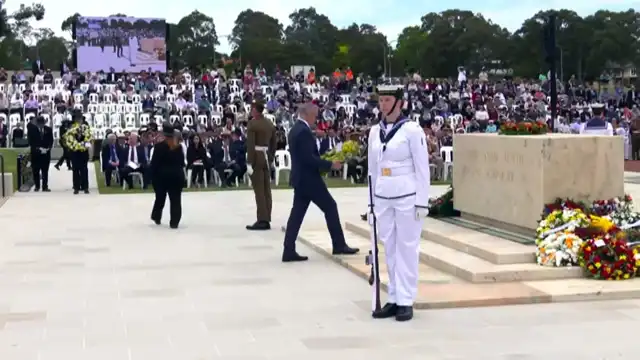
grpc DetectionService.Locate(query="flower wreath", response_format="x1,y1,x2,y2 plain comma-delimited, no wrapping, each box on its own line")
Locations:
610,210,640,230
591,195,634,217
536,209,590,240
541,198,588,219
536,231,583,267
578,234,639,280
535,209,590,267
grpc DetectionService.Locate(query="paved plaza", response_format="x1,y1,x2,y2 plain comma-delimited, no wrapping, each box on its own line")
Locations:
2,168,640,359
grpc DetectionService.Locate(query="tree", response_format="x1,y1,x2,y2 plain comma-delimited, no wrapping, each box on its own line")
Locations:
230,10,283,70
0,2,64,70
284,7,339,74
60,12,80,36
166,10,220,71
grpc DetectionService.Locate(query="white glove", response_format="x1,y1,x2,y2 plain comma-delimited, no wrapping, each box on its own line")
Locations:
270,161,276,169
415,206,429,219
246,164,253,176
39,147,48,154
84,142,92,148
367,206,375,226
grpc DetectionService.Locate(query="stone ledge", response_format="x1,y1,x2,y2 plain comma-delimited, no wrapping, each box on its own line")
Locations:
1,173,13,198
295,227,640,309
345,221,582,283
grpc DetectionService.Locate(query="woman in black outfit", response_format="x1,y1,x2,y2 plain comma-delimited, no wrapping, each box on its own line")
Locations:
150,123,185,228
186,134,209,186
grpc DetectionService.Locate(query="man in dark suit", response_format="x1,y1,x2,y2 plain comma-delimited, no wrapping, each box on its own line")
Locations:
227,130,247,186
101,133,121,187
282,102,359,262
27,116,54,191
119,132,148,189
31,58,44,76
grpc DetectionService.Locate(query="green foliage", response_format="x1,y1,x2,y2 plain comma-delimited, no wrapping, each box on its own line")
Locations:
0,2,69,70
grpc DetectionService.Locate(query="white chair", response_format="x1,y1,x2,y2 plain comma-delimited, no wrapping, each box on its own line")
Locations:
154,115,164,124
132,94,141,103
89,93,99,103
182,114,194,126
197,114,208,126
169,114,180,124
41,113,51,126
88,104,99,114
94,113,106,128
187,163,208,188
103,94,113,103
440,146,453,180
73,93,84,103
211,114,222,126
264,114,275,124
25,112,36,123
117,94,127,103
124,113,136,128
274,150,292,186
109,113,122,128
139,113,150,126
122,172,144,190
52,113,64,126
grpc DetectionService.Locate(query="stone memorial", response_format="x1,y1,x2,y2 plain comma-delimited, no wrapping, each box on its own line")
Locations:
452,133,624,234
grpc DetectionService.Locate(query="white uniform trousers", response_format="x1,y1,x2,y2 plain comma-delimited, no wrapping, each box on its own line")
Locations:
374,195,421,306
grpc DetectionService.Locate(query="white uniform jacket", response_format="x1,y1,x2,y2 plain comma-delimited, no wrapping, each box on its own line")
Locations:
367,120,430,207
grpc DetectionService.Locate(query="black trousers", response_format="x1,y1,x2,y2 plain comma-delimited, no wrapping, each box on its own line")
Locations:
32,153,51,189
151,182,182,226
56,147,71,169
70,151,89,191
104,165,118,186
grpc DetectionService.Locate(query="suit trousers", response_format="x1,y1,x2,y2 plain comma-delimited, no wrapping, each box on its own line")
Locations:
70,151,89,191
32,153,51,189
251,166,272,222
151,182,182,226
374,195,421,307
283,183,346,255
55,146,71,168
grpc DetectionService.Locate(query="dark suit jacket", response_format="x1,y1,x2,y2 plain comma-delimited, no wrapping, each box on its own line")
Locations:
318,137,330,155
150,141,185,187
208,139,224,166
287,120,332,189
120,144,148,168
101,143,122,171
27,125,54,155
230,140,246,167
31,60,44,75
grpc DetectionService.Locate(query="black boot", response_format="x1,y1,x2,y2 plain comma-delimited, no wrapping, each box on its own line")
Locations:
395,306,413,322
372,303,398,319
246,221,270,230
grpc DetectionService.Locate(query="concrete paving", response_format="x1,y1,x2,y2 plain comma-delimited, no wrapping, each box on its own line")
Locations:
2,173,640,358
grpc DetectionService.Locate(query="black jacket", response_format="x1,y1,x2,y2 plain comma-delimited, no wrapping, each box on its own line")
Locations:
150,141,185,187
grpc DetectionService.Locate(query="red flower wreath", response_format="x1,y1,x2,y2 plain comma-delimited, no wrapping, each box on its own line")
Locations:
578,235,638,280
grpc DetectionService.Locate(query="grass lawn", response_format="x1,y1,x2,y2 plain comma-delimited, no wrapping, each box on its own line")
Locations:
0,148,29,190
93,161,451,195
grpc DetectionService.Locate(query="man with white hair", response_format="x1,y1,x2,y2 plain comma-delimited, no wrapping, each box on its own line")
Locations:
120,132,148,189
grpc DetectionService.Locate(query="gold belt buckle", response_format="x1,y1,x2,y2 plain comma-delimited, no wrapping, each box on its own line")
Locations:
381,168,392,176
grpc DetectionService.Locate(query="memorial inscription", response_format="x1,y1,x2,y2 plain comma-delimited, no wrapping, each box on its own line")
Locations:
464,150,525,183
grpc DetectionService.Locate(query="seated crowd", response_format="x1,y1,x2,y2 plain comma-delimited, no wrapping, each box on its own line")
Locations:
3,64,635,190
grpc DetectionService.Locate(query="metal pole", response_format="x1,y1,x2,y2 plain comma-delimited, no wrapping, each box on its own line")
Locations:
382,44,387,78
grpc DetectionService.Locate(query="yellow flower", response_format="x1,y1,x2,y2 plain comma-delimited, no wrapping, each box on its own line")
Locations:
620,255,627,261
624,274,631,279
595,262,602,268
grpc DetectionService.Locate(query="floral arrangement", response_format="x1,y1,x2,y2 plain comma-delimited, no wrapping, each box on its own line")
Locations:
499,120,548,135
590,195,634,216
578,234,639,280
535,209,590,266
321,140,360,162
541,198,588,219
537,231,583,266
428,187,460,217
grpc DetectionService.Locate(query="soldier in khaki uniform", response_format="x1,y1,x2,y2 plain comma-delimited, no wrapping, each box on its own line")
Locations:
246,100,277,230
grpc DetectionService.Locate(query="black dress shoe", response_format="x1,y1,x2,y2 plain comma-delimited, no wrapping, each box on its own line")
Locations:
34,187,40,192
54,164,60,171
169,223,179,229
151,216,161,225
84,190,90,194
372,303,398,319
246,221,270,230
73,190,79,195
361,213,367,221
332,246,359,255
42,188,50,192
395,306,413,322
282,253,308,262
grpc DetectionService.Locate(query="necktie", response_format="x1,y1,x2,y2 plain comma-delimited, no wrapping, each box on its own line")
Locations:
111,145,116,162
130,147,134,162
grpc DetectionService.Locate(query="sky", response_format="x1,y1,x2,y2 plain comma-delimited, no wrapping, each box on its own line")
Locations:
5,0,640,53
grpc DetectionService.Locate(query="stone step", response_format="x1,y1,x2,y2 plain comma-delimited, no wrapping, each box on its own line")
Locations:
346,217,535,264
294,227,640,309
344,221,583,283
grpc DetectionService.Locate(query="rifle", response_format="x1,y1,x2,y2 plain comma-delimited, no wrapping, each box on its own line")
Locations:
365,175,381,313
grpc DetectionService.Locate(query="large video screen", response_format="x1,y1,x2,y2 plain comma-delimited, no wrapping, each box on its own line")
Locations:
75,16,167,72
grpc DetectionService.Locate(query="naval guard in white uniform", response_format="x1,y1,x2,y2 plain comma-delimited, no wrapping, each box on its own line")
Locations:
580,103,613,135
367,85,430,321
